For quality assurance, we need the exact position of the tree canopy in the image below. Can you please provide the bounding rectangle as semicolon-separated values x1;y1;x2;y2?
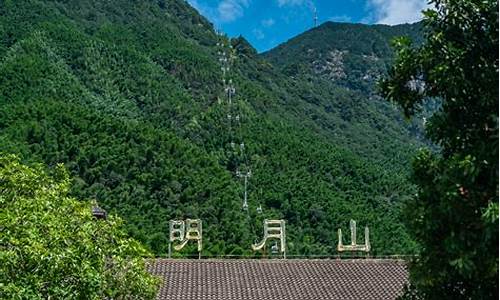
0;154;159;299
380;0;499;298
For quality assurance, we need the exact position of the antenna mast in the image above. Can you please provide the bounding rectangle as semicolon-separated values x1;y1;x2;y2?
313;8;318;27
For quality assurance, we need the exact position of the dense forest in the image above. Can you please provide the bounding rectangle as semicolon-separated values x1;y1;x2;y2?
0;0;424;256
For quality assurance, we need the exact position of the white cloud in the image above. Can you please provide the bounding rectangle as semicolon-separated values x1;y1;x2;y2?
261;18;275;27
277;0;305;6
368;0;429;25
276;0;315;11
218;0;250;23
252;28;265;40
187;0;250;24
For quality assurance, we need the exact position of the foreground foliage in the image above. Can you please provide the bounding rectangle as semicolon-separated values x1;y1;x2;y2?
0;155;159;299
381;0;499;298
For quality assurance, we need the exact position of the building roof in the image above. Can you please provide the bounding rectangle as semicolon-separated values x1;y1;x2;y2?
148;259;409;300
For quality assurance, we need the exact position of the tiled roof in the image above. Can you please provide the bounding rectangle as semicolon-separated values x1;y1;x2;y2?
148;259;409;300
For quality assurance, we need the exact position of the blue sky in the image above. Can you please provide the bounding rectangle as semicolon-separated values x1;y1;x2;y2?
187;0;429;53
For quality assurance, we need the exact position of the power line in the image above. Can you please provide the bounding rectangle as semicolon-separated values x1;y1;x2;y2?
216;31;260;213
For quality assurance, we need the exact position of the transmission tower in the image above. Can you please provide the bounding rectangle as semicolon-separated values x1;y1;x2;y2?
236;169;251;210
216;31;258;213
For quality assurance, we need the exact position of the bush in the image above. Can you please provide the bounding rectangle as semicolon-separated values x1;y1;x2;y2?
0;154;159;299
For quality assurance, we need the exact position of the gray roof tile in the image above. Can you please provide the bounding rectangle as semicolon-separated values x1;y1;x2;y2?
148;259;409;300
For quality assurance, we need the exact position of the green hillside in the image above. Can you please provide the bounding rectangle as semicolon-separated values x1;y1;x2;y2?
0;0;422;256
262;21;427;159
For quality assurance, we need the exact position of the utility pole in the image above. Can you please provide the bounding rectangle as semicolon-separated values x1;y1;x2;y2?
236;169;251;210
225;79;235;105
225;80;236;149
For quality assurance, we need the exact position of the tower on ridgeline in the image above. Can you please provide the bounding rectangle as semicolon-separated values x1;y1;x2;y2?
313;8;318;27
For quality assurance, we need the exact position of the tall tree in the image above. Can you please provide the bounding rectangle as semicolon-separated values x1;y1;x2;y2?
380;0;498;298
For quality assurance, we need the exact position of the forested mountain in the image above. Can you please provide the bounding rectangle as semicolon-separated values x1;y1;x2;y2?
0;0;422;256
263;21;423;91
262;21;427;161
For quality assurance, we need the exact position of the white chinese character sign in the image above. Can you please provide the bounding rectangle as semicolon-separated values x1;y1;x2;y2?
337;219;370;253
252;219;286;258
168;219;202;258
169;220;185;244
